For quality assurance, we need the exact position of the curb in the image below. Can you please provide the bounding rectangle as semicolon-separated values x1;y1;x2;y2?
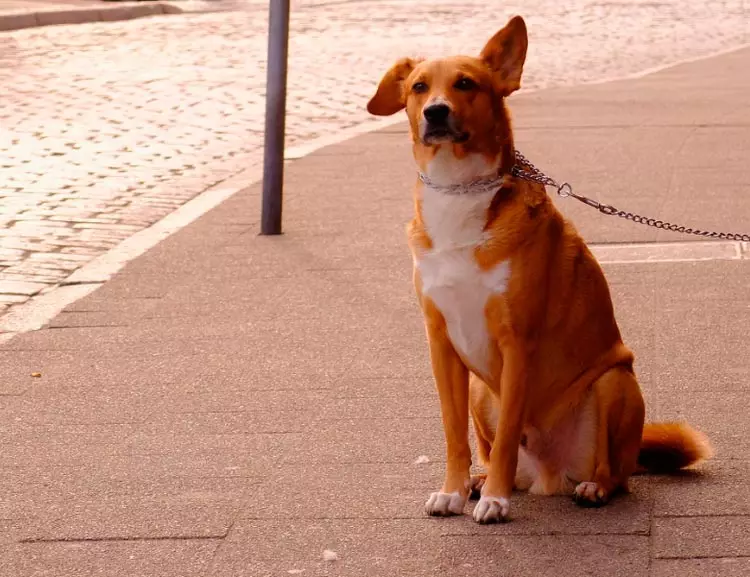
0;2;195;32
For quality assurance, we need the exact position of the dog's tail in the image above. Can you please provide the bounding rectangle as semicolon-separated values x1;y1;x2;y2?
637;422;713;474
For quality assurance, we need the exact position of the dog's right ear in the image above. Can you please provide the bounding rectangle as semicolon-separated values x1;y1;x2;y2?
367;57;419;116
480;15;528;96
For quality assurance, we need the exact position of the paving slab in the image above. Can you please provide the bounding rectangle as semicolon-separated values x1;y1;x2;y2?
6;477;252;541
1;39;750;577
651;460;750;517
212;519;649;577
210;519;445;577
4;539;219;577
440;535;649;577
653;516;750;559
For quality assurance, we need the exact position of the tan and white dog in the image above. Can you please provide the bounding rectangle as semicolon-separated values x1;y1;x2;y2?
367;15;712;523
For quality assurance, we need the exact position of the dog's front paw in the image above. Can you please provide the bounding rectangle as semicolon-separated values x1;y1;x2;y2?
425;491;466;516
472;495;511;524
573;481;609;507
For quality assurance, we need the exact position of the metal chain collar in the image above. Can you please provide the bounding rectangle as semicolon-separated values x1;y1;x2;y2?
511;150;750;242
417;171;505;195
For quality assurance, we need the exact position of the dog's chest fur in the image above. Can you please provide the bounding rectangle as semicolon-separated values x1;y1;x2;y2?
416;184;510;377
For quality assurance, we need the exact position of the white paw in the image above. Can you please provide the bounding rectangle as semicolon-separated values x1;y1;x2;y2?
425;491;465;516
573;481;608;507
472;495;510;524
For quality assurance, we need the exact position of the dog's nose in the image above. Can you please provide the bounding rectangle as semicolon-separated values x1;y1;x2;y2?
423;103;451;124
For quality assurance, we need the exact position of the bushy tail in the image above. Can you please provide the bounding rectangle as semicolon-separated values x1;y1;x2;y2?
637;422;713;474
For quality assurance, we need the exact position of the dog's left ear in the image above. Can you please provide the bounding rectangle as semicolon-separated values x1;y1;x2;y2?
367;57;419;116
480;15;528;96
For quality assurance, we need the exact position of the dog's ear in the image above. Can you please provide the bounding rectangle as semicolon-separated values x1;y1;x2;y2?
479;15;528;96
367;57;419;116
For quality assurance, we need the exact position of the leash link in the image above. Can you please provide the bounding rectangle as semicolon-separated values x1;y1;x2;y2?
512;150;750;242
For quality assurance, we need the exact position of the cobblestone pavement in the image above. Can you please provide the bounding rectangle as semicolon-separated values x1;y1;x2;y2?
0;0;748;318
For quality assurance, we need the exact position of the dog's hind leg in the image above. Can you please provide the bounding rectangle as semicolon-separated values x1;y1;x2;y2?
573;365;645;507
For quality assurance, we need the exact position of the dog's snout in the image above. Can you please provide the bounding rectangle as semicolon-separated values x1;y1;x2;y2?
423;103;451;124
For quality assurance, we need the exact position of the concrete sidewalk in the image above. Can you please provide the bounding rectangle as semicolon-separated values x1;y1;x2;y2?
1;46;749;576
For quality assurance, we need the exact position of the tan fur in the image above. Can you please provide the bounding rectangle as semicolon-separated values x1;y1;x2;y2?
637;422;713;473
367;15;712;522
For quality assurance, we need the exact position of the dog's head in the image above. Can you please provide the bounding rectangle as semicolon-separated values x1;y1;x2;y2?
367;16;528;184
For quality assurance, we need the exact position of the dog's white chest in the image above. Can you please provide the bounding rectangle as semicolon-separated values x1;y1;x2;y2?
419;250;509;376
416;185;510;377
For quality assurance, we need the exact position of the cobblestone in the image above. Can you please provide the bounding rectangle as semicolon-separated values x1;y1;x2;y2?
0;0;748;320
0;280;48;296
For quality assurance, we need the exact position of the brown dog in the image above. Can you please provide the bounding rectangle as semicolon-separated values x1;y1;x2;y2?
366;15;712;523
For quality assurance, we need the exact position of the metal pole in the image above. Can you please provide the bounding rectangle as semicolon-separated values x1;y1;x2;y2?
260;0;290;235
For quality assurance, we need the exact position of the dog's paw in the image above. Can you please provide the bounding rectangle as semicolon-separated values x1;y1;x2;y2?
469;475;486;500
573;481;609;508
472;495;511;524
425;491;466;516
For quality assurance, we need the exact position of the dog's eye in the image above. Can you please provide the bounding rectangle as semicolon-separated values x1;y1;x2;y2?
412;81;428;94
454;77;478;91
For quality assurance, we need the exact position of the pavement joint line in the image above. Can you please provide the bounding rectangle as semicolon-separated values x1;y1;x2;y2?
19;534;228;544
654;513;750;519
440;530;652;537
654;555;750;560
57;280;105;287
2;42;750;343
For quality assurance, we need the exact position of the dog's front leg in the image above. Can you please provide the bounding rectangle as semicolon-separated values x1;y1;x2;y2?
423;301;471;517
473;345;527;523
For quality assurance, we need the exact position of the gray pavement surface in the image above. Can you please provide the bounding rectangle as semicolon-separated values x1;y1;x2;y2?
1;43;749;575
1;0;749;317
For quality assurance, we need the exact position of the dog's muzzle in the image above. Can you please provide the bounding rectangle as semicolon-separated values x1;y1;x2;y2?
421;103;469;144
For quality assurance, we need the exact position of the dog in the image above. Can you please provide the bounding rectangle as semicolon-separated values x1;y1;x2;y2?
366;15;712;523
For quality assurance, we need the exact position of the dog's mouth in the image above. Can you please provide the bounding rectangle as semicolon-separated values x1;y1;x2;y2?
422;127;470;145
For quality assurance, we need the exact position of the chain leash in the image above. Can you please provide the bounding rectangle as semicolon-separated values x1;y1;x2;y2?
511;150;750;242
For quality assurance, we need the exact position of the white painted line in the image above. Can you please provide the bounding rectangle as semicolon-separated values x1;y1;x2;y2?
590;241;743;264
1;43;749;342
